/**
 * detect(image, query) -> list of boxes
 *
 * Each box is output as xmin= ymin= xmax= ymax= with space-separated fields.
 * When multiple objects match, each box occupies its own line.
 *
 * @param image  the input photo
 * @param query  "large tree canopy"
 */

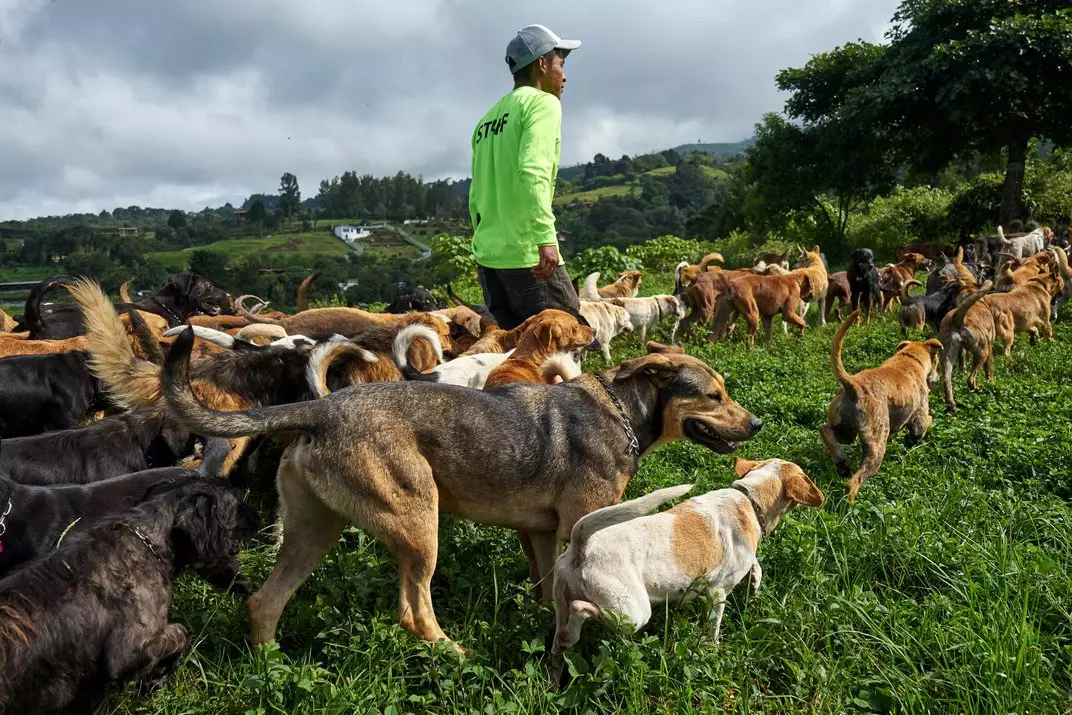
xmin=778 ymin=0 xmax=1072 ymax=227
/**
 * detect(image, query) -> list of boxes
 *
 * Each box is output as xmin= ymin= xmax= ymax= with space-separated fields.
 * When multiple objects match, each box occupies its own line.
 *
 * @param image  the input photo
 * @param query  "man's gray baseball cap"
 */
xmin=505 ymin=24 xmax=581 ymax=74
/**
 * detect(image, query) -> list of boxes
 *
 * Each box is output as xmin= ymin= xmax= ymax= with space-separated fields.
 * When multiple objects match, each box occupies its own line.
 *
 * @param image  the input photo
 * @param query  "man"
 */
xmin=469 ymin=24 xmax=582 ymax=330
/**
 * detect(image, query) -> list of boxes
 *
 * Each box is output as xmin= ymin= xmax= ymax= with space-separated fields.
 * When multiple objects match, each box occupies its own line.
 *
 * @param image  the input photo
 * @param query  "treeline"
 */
xmin=315 ymin=172 xmax=468 ymax=222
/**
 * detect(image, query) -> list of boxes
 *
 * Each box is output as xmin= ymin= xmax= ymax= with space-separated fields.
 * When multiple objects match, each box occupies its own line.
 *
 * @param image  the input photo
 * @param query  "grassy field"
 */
xmin=105 ymin=278 xmax=1072 ymax=714
xmin=148 ymin=232 xmax=354 ymax=271
xmin=555 ymin=165 xmax=730 ymax=206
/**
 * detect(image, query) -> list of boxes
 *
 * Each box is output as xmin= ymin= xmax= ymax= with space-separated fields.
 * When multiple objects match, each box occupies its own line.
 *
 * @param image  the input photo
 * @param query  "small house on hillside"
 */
xmin=334 ymin=225 xmax=371 ymax=241
xmin=117 ymin=226 xmax=138 ymax=236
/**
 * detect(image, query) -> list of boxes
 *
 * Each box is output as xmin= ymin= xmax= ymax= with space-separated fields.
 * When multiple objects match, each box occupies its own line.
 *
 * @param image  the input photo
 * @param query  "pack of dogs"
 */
xmin=0 ymin=224 xmax=1067 ymax=710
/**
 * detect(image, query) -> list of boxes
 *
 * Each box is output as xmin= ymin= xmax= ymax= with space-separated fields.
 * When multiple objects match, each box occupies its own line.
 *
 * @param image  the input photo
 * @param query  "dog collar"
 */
xmin=732 ymin=484 xmax=766 ymax=539
xmin=593 ymin=373 xmax=641 ymax=460
xmin=122 ymin=523 xmax=168 ymax=567
xmin=152 ymin=297 xmax=185 ymax=326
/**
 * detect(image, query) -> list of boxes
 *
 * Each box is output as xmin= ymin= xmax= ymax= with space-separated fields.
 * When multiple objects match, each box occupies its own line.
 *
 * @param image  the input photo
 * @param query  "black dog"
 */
xmin=847 ymin=248 xmax=881 ymax=322
xmin=0 ymin=478 xmax=259 ymax=714
xmin=22 ymin=273 xmax=231 ymax=339
xmin=0 ymin=408 xmax=206 ymax=486
xmin=899 ymin=279 xmax=960 ymax=335
xmin=0 ymin=351 xmax=105 ymax=439
xmin=0 ymin=437 xmax=233 ymax=578
xmin=385 ymin=285 xmax=442 ymax=314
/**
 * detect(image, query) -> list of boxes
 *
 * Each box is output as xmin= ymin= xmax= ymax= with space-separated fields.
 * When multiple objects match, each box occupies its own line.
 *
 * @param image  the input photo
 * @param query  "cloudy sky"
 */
xmin=0 ymin=0 xmax=897 ymax=220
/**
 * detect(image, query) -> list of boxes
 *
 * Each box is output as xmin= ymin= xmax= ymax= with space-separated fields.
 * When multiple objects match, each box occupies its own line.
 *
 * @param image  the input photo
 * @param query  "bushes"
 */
xmin=568 ymin=246 xmax=643 ymax=280
xmin=845 ymin=186 xmax=954 ymax=256
xmin=624 ymin=235 xmax=711 ymax=273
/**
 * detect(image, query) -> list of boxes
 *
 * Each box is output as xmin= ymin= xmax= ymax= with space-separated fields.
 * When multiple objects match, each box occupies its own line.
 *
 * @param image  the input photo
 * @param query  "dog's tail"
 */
xmin=237 ymin=299 xmax=284 ymax=326
xmin=163 ymin=328 xmax=317 ymax=437
xmin=698 ymin=252 xmax=724 ymax=271
xmin=306 ymin=341 xmax=383 ymax=397
xmin=68 ymin=278 xmax=163 ymax=408
xmin=997 ymin=225 xmax=1008 ymax=245
xmin=831 ymin=310 xmax=861 ymax=394
xmin=673 ymin=261 xmax=689 ymax=290
xmin=581 ymin=272 xmax=602 ymax=301
xmin=128 ymin=310 xmax=166 ymax=365
xmin=901 ymin=279 xmax=922 ymax=304
xmin=22 ymin=275 xmax=72 ymax=337
xmin=296 ymin=272 xmax=318 ymax=312
xmin=949 ymin=281 xmax=993 ymax=329
xmin=568 ymin=484 xmax=694 ymax=552
xmin=392 ymin=324 xmax=443 ymax=375
xmin=539 ymin=353 xmax=581 ymax=385
xmin=119 ymin=280 xmax=134 ymax=303
xmin=1053 ymin=246 xmax=1071 ymax=282
xmin=164 ymin=324 xmax=237 ymax=349
xmin=234 ymin=323 xmax=287 ymax=344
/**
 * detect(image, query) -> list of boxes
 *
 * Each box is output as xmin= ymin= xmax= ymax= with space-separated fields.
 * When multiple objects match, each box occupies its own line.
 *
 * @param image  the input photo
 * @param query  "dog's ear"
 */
xmin=614 ymin=353 xmax=677 ymax=384
xmin=924 ymin=339 xmax=943 ymax=361
xmin=783 ymin=465 xmax=825 ymax=507
xmin=895 ymin=341 xmax=912 ymax=353
xmin=646 ymin=341 xmax=685 ymax=355
xmin=733 ymin=456 xmax=760 ymax=477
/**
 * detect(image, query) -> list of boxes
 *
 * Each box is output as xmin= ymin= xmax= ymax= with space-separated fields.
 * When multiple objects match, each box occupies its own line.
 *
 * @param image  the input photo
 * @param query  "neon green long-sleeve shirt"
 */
xmin=469 ymin=86 xmax=563 ymax=270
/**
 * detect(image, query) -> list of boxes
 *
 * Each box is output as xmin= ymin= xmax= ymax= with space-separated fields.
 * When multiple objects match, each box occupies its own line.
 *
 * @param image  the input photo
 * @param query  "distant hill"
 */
xmin=671 ymin=138 xmax=754 ymax=158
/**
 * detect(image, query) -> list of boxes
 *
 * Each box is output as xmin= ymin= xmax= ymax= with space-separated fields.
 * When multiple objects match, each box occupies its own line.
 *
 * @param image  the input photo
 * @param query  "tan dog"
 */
xmin=938 ymin=284 xmax=995 ymax=413
xmin=0 ymin=334 xmax=88 ymax=357
xmin=579 ymin=300 xmax=633 ymax=361
xmin=791 ymin=246 xmax=829 ymax=325
xmin=996 ymin=251 xmax=1054 ymax=292
xmin=581 ymin=271 xmax=644 ymax=300
xmin=0 ymin=307 xmax=18 ymax=333
xmin=880 ymin=253 xmax=932 ymax=311
xmin=674 ymin=252 xmax=725 ymax=290
xmin=712 ymin=272 xmax=807 ymax=347
xmin=983 ymin=273 xmax=1060 ymax=356
xmin=482 ymin=310 xmax=594 ymax=389
xmin=820 ymin=310 xmax=943 ymax=500
xmin=550 ymin=457 xmax=822 ymax=655
xmin=460 ymin=326 xmax=522 ymax=356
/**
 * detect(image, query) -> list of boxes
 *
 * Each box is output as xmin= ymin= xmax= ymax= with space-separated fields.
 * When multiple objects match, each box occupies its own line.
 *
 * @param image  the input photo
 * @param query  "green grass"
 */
xmin=555 ymin=165 xmax=730 ymax=205
xmin=148 ymin=232 xmax=355 ymax=270
xmin=0 ymin=265 xmax=62 ymax=282
xmin=106 ymin=281 xmax=1072 ymax=714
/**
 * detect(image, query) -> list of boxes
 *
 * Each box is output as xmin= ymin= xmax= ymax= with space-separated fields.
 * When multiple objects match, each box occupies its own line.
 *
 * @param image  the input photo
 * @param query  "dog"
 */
xmin=0 ymin=408 xmax=208 ymax=486
xmin=820 ymin=310 xmax=943 ymax=500
xmin=0 ymin=437 xmax=233 ymax=578
xmin=0 ymin=478 xmax=259 ymax=714
xmin=824 ymin=272 xmax=851 ymax=323
xmin=982 ymin=272 xmax=1061 ymax=357
xmin=581 ymin=271 xmax=644 ymax=301
xmin=846 ymin=249 xmax=881 ymax=323
xmin=160 ymin=327 xmax=762 ymax=648
xmin=897 ymin=243 xmax=953 ymax=261
xmin=674 ymin=252 xmax=724 ymax=295
xmin=938 ymin=284 xmax=995 ymax=413
xmin=386 ymin=325 xmax=510 ymax=390
xmin=997 ymin=225 xmax=1049 ymax=260
xmin=879 ymin=253 xmax=932 ymax=311
xmin=579 ymin=300 xmax=633 ymax=361
xmin=0 ymin=351 xmax=105 ymax=439
xmin=551 ymin=457 xmax=823 ymax=655
xmin=447 ymin=283 xmax=499 ymax=334
xmin=22 ymin=273 xmax=231 ymax=340
xmin=712 ymin=272 xmax=807 ymax=346
xmin=791 ymin=246 xmax=830 ymax=325
xmin=0 ymin=308 xmax=16 ymax=333
xmin=606 ymin=295 xmax=686 ymax=346
xmin=386 ymin=286 xmax=442 ymax=314
xmin=899 ymin=279 xmax=959 ymax=335
xmin=483 ymin=310 xmax=594 ymax=389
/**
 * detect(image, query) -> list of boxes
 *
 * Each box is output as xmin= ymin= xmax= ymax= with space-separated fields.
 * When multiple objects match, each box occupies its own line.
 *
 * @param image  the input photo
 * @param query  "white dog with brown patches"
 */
xmin=551 ymin=457 xmax=824 ymax=653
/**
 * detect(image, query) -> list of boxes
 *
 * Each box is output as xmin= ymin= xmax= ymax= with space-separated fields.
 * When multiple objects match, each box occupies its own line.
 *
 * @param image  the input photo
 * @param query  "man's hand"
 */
xmin=532 ymin=244 xmax=559 ymax=280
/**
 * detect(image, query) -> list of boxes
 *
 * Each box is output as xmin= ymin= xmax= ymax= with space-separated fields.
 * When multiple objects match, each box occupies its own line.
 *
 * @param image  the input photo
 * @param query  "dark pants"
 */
xmin=477 ymin=265 xmax=582 ymax=330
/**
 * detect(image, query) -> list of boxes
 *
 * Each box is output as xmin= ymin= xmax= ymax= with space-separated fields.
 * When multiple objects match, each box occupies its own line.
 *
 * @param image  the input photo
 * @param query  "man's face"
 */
xmin=535 ymin=52 xmax=567 ymax=98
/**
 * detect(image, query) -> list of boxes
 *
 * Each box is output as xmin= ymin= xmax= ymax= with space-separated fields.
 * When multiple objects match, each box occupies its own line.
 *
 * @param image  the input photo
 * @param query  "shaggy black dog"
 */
xmin=0 ymin=478 xmax=259 ymax=714
xmin=0 ymin=408 xmax=206 ymax=485
xmin=22 ymin=273 xmax=231 ymax=339
xmin=0 ymin=437 xmax=233 ymax=578
xmin=847 ymin=248 xmax=881 ymax=321
xmin=0 ymin=351 xmax=105 ymax=439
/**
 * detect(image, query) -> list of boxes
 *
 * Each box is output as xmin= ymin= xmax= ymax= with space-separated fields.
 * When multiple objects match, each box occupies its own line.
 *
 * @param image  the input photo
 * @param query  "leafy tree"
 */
xmin=167 ymin=210 xmax=187 ymax=230
xmin=278 ymin=172 xmax=301 ymax=220
xmin=778 ymin=1 xmax=1072 ymax=227
xmin=187 ymin=249 xmax=230 ymax=287
xmin=247 ymin=199 xmax=267 ymax=224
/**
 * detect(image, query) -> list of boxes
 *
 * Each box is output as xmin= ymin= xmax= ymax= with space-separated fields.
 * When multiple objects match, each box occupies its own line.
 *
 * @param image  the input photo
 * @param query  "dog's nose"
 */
xmin=747 ymin=415 xmax=763 ymax=435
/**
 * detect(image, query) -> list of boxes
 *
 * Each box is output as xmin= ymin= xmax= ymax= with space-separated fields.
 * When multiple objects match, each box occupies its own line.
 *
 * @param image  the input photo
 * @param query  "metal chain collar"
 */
xmin=593 ymin=373 xmax=640 ymax=459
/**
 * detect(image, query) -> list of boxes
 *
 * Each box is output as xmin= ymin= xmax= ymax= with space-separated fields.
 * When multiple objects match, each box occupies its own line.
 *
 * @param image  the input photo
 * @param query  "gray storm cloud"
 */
xmin=0 ymin=0 xmax=896 ymax=220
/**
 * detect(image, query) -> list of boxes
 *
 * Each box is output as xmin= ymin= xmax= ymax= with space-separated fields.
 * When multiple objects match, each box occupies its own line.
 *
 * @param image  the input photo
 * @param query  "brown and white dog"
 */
xmin=820 ymin=310 xmax=943 ymax=501
xmin=551 ymin=457 xmax=823 ymax=654
xmin=879 ymin=252 xmax=932 ymax=312
xmin=482 ymin=310 xmax=593 ymax=389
